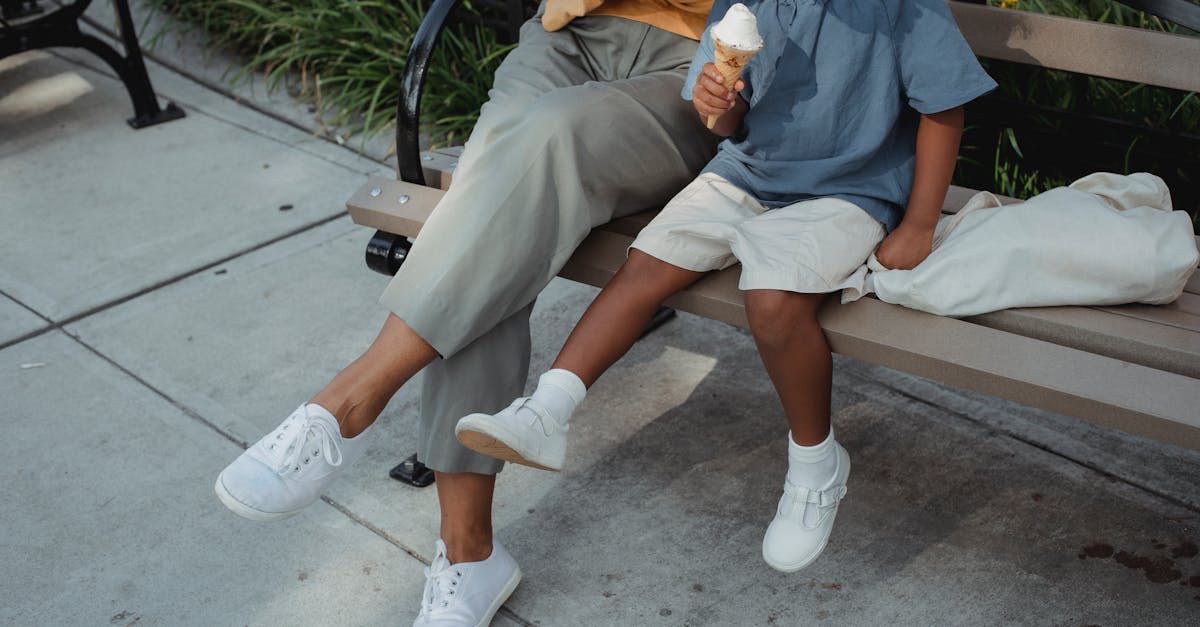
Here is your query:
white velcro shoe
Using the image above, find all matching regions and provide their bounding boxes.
[414,540,522,627]
[761,442,850,572]
[455,398,566,471]
[214,404,373,520]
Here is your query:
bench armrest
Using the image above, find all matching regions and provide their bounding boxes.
[396,0,466,185]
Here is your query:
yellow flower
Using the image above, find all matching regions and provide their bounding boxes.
[998,0,1019,9]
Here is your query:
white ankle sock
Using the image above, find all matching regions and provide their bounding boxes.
[786,430,838,490]
[524,368,586,427]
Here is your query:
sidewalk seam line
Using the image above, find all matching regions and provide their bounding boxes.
[56,327,483,602]
[0,212,347,352]
[71,15,395,171]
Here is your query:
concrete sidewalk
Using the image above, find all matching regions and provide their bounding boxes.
[3,15,1200,627]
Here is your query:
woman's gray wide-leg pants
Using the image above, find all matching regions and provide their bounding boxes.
[381,14,716,473]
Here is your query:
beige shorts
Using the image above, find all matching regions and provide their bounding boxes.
[631,173,887,295]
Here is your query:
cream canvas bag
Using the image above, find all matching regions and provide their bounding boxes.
[851,173,1199,317]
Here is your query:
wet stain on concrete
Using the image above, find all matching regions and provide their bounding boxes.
[1077,541,1200,589]
[602,591,615,598]
[298,571,309,582]
[691,583,704,592]
[1171,542,1198,559]
[1112,551,1182,584]
[1080,543,1114,559]
[110,610,140,625]
[820,582,842,590]
[659,608,672,616]
[1031,492,1043,502]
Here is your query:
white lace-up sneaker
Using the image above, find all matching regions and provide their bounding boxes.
[215,404,373,521]
[761,442,851,572]
[455,398,566,471]
[413,539,522,627]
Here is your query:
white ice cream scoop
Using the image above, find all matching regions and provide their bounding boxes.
[711,3,763,50]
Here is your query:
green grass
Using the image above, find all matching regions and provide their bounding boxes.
[977,0,1199,212]
[146,0,514,149]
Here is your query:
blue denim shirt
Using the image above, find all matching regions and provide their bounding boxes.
[683,0,997,231]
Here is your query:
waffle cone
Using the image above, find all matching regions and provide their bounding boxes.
[706,38,760,129]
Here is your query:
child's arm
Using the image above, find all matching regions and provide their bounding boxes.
[692,63,749,137]
[874,106,964,270]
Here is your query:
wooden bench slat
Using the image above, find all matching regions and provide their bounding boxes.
[968,305,1200,379]
[949,2,1200,93]
[1094,302,1200,333]
[1170,292,1200,316]
[1187,271,1200,296]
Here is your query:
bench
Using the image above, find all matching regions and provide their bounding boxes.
[346,0,1200,476]
[0,0,184,128]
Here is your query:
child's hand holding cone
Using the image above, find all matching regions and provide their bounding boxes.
[703,3,763,129]
[692,64,747,126]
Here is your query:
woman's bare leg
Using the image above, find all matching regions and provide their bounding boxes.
[310,313,439,438]
[435,472,497,563]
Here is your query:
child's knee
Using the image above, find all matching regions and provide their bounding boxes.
[744,290,822,342]
[622,249,678,280]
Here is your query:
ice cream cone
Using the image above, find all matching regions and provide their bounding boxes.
[706,38,759,129]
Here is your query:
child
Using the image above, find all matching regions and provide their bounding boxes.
[455,0,996,572]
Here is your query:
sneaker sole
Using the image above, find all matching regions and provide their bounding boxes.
[475,565,522,627]
[455,417,561,472]
[214,473,301,522]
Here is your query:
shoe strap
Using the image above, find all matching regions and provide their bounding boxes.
[518,397,567,436]
[784,481,847,508]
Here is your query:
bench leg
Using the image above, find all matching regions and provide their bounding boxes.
[389,453,436,488]
[0,0,185,129]
[640,306,677,338]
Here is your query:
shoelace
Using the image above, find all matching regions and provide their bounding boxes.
[781,481,848,529]
[273,412,344,475]
[419,551,463,615]
[515,397,566,436]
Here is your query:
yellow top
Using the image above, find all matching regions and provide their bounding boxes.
[543,0,713,41]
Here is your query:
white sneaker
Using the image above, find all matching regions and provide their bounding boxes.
[455,398,566,471]
[414,539,522,627]
[761,442,850,572]
[214,404,373,521]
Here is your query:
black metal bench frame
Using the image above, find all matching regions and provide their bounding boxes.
[0,0,184,128]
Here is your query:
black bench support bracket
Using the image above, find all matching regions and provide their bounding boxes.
[0,0,185,129]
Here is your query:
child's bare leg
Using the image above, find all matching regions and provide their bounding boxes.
[746,289,851,572]
[742,290,831,445]
[553,249,706,386]
[455,250,704,470]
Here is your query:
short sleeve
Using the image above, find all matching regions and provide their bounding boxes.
[891,0,997,114]
[681,0,732,100]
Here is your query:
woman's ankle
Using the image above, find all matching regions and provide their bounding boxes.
[442,529,494,564]
[307,394,380,438]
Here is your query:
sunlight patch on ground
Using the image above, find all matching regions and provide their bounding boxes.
[0,71,93,121]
